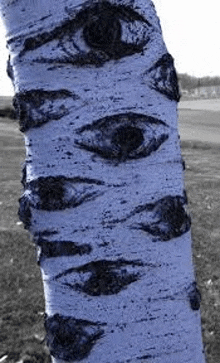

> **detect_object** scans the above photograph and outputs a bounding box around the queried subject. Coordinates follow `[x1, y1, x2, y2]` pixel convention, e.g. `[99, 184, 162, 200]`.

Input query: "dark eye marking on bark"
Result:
[137, 349, 186, 360]
[75, 112, 169, 162]
[112, 125, 144, 155]
[183, 189, 188, 204]
[18, 1, 152, 66]
[134, 195, 191, 241]
[187, 282, 201, 311]
[182, 158, 186, 171]
[22, 176, 105, 211]
[44, 313, 106, 361]
[137, 354, 154, 359]
[54, 259, 144, 296]
[106, 194, 189, 240]
[13, 89, 78, 132]
[35, 230, 58, 237]
[18, 195, 32, 230]
[7, 55, 14, 82]
[36, 238, 92, 264]
[21, 163, 27, 188]
[83, 7, 122, 50]
[147, 53, 180, 102]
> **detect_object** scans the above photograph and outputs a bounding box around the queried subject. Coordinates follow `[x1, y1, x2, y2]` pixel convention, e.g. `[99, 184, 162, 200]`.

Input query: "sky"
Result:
[0, 0, 219, 96]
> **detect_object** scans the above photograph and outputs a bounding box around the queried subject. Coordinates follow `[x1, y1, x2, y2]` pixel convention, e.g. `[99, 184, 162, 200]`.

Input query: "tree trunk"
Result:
[1, 0, 206, 362]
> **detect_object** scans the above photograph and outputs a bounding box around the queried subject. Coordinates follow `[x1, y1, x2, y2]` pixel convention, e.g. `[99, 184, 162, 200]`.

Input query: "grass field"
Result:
[0, 96, 220, 362]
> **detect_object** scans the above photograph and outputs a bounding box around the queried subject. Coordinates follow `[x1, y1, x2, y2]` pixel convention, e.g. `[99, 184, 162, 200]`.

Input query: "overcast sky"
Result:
[0, 0, 219, 96]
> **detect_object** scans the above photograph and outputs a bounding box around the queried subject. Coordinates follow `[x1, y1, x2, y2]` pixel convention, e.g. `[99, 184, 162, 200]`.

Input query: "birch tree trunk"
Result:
[1, 0, 206, 362]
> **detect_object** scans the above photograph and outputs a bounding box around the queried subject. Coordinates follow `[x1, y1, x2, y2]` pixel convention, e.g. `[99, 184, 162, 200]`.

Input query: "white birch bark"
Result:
[1, 0, 206, 362]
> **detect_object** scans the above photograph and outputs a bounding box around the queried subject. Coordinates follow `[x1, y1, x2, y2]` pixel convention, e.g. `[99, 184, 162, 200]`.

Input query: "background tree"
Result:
[178, 73, 220, 91]
[0, 0, 206, 362]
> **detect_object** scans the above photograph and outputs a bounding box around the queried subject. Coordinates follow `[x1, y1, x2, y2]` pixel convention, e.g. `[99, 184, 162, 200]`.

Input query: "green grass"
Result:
[1, 98, 220, 362]
[0, 100, 50, 362]
[181, 142, 220, 363]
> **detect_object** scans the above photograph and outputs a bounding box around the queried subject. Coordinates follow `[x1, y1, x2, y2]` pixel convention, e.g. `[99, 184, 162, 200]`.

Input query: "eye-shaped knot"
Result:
[83, 13, 121, 52]
[134, 195, 191, 241]
[53, 259, 144, 296]
[74, 113, 169, 162]
[18, 1, 152, 66]
[112, 126, 144, 157]
[45, 314, 105, 361]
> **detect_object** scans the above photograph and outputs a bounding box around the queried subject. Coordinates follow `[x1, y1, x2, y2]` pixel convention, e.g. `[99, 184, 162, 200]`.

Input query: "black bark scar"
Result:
[34, 230, 58, 237]
[148, 53, 180, 101]
[107, 194, 190, 241]
[13, 89, 77, 132]
[187, 282, 201, 311]
[22, 176, 105, 211]
[182, 158, 186, 171]
[44, 313, 106, 361]
[75, 112, 169, 162]
[36, 238, 92, 264]
[135, 195, 191, 241]
[21, 163, 27, 188]
[18, 195, 32, 230]
[137, 355, 153, 359]
[17, 1, 151, 66]
[54, 259, 144, 296]
[7, 55, 14, 82]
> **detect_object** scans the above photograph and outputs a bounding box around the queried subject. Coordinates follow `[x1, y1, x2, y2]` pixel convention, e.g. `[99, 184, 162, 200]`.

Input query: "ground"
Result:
[0, 96, 220, 363]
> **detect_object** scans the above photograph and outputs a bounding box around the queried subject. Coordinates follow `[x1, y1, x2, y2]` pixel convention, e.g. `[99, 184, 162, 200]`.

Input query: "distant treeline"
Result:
[178, 73, 220, 90]
[0, 106, 16, 119]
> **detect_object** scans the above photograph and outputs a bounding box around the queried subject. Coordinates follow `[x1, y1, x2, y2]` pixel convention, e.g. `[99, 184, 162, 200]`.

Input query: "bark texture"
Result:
[0, 0, 206, 362]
